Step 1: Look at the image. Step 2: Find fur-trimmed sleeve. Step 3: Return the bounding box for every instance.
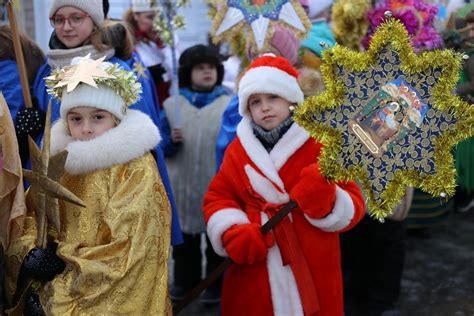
[303,181,365,233]
[203,151,249,256]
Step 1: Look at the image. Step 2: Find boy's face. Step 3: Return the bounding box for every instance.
[248,93,292,131]
[191,63,218,91]
[67,107,116,141]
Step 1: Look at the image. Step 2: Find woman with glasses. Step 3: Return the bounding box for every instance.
[34,0,140,123]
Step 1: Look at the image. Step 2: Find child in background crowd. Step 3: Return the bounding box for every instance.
[123,0,177,106]
[160,44,230,304]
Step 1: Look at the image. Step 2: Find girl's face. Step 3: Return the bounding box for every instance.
[248,93,292,131]
[52,6,95,48]
[67,107,116,141]
[191,63,218,91]
[133,11,156,34]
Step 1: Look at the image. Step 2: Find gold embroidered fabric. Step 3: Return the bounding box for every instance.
[5,153,172,315]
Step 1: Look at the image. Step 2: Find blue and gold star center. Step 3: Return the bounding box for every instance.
[295,18,473,219]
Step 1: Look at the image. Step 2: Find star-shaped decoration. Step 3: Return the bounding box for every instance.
[133,59,148,80]
[23,102,85,248]
[210,0,310,50]
[295,18,473,219]
[46,55,115,93]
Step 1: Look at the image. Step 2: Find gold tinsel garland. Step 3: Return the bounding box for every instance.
[208,0,311,56]
[46,64,142,107]
[295,18,473,219]
[332,0,372,51]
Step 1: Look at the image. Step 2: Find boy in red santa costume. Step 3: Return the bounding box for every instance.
[203,54,365,316]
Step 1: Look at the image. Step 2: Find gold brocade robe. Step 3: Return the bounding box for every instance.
[6,153,172,315]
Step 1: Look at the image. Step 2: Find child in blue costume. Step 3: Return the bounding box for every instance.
[32,0,182,244]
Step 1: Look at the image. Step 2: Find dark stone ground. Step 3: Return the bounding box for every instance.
[174,210,474,316]
[396,210,474,316]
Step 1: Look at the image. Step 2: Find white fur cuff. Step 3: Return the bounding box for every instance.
[206,208,250,257]
[304,185,355,232]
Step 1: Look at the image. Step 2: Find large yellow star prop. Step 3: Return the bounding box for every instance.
[295,18,473,219]
[47,55,115,93]
[23,102,85,248]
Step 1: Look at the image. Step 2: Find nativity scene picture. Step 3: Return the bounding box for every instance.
[350,77,428,157]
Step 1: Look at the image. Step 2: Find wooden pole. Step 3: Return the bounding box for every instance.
[172,200,298,314]
[6,0,32,108]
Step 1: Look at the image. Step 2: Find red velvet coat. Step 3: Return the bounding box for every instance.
[203,118,365,316]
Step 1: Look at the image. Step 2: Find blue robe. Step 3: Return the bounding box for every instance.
[0,60,24,121]
[33,56,183,245]
[215,95,241,171]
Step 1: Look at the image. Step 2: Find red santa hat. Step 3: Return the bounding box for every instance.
[238,54,304,117]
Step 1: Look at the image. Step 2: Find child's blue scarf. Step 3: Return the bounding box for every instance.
[179,86,228,109]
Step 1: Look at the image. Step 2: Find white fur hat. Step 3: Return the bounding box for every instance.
[49,0,104,27]
[132,0,158,13]
[238,54,304,118]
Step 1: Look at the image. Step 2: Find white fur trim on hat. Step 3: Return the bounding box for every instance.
[238,66,304,117]
[60,84,126,120]
[49,0,104,26]
[132,0,158,12]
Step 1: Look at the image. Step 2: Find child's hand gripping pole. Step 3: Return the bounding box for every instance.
[172,200,298,314]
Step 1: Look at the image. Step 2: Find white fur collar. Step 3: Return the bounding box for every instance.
[51,109,161,175]
[236,117,310,192]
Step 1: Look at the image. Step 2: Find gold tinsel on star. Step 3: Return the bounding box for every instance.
[208,0,311,56]
[295,18,474,219]
[332,0,372,51]
[45,55,142,107]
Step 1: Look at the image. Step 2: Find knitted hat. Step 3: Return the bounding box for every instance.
[238,54,304,117]
[178,44,224,88]
[45,55,142,121]
[131,0,158,13]
[301,21,335,58]
[60,84,126,120]
[49,0,104,27]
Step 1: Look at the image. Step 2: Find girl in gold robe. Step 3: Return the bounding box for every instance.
[5,56,172,315]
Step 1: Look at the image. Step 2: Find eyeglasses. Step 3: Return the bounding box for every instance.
[49,13,90,28]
